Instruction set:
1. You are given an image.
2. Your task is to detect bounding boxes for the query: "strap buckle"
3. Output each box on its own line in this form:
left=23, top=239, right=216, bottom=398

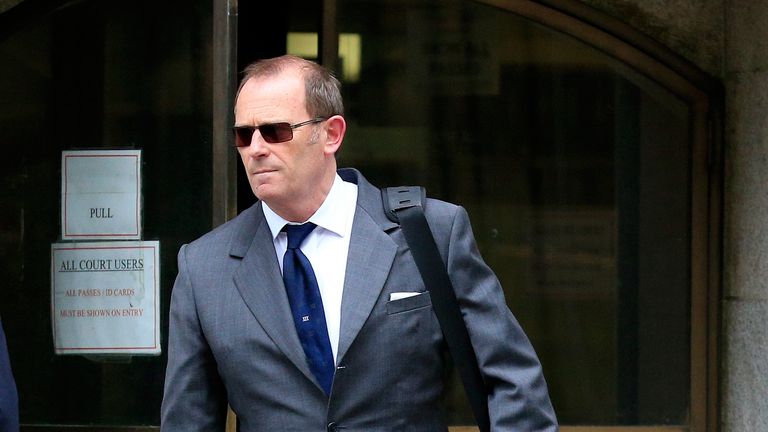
left=383, top=186, right=426, bottom=223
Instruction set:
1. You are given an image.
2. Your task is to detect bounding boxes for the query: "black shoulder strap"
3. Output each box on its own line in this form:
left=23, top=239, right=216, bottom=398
left=382, top=186, right=491, bottom=432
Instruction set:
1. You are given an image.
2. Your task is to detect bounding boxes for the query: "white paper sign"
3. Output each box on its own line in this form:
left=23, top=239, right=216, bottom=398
left=61, top=150, right=142, bottom=240
left=51, top=241, right=160, bottom=355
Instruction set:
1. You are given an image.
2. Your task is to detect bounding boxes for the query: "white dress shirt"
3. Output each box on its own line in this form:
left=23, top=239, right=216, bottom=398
left=262, top=174, right=358, bottom=362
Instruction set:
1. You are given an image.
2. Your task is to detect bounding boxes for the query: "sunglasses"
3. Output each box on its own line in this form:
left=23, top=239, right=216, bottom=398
left=233, top=117, right=328, bottom=146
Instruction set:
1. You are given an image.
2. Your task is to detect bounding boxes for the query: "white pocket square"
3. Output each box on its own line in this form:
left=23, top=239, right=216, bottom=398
left=389, top=291, right=422, bottom=301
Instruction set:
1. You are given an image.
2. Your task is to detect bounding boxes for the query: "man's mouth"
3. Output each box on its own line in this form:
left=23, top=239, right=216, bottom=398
left=254, top=168, right=276, bottom=175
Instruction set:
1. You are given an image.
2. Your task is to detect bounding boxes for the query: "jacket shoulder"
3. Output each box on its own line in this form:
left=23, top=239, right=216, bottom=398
left=182, top=203, right=262, bottom=258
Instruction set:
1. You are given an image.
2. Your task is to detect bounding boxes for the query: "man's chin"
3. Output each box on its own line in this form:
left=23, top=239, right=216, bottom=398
left=253, top=185, right=278, bottom=203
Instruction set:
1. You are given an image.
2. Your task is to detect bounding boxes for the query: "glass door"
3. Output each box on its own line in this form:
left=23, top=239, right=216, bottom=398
left=0, top=0, right=213, bottom=428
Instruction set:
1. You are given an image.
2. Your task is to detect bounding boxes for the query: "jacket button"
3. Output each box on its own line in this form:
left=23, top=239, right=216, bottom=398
left=327, top=422, right=338, bottom=431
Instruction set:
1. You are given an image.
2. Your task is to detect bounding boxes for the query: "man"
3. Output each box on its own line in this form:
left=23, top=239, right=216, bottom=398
left=161, top=55, right=557, bottom=431
left=0, top=317, right=19, bottom=432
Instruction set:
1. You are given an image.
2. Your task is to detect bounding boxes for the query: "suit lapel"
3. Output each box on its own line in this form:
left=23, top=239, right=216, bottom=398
left=336, top=169, right=398, bottom=362
left=231, top=204, right=318, bottom=387
left=229, top=170, right=399, bottom=387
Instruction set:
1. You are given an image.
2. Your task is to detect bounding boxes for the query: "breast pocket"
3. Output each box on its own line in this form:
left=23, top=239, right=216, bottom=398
left=386, top=291, right=432, bottom=315
left=381, top=290, right=443, bottom=410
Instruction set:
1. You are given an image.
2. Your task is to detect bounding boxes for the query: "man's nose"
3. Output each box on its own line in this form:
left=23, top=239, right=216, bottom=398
left=243, top=130, right=270, bottom=156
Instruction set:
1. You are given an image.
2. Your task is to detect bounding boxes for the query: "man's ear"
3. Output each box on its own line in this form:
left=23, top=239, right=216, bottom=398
left=323, top=115, right=346, bottom=156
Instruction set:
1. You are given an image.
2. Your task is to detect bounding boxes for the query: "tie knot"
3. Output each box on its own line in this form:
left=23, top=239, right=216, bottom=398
left=283, top=223, right=317, bottom=249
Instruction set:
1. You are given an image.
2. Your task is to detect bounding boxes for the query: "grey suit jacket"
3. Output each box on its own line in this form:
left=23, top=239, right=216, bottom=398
left=161, top=168, right=558, bottom=431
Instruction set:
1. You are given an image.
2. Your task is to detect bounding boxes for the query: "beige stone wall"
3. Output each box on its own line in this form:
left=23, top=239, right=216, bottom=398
left=580, top=0, right=725, bottom=77
left=722, top=2, right=768, bottom=431
left=577, top=0, right=768, bottom=431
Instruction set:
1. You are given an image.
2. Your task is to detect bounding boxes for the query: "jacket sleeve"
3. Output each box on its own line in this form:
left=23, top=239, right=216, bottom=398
left=445, top=206, right=559, bottom=431
left=0, top=318, right=19, bottom=432
left=161, top=244, right=228, bottom=432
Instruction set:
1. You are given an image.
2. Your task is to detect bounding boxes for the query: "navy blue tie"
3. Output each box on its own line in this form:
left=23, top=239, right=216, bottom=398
left=282, top=223, right=334, bottom=394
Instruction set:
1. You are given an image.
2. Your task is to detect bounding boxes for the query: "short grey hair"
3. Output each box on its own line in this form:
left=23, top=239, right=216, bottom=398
left=237, top=55, right=344, bottom=118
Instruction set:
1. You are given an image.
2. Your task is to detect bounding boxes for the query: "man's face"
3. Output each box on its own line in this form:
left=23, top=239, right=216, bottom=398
left=234, top=71, right=330, bottom=215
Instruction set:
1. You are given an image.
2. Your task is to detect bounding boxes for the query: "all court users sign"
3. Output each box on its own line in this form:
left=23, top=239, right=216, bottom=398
left=51, top=241, right=160, bottom=355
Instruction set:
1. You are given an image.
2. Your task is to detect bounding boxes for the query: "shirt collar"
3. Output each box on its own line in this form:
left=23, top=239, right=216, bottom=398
left=262, top=174, right=356, bottom=239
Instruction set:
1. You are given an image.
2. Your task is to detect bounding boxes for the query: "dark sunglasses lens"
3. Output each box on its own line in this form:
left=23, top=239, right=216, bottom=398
left=260, top=123, right=293, bottom=143
left=234, top=127, right=254, bottom=147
